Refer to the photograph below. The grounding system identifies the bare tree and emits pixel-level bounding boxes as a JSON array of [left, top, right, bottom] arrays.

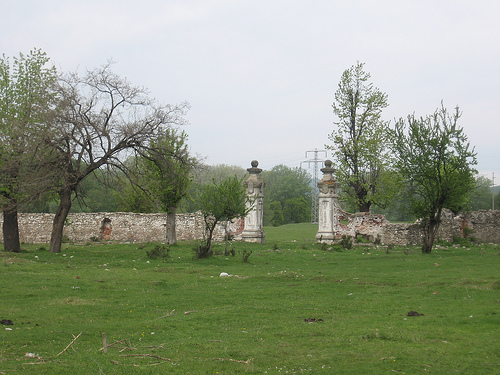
[[48, 62, 188, 252]]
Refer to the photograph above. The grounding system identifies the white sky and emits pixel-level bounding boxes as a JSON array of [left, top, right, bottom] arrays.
[[1, 0, 499, 180]]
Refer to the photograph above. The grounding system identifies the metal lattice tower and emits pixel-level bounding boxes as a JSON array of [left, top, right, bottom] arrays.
[[301, 149, 327, 223]]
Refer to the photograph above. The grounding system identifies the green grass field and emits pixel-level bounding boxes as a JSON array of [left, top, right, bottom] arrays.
[[1, 223, 499, 374]]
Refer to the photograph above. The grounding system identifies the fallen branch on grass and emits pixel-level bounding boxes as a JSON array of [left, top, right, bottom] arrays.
[[120, 354, 172, 362], [56, 332, 82, 357], [100, 338, 135, 352], [156, 309, 176, 319], [213, 357, 253, 364]]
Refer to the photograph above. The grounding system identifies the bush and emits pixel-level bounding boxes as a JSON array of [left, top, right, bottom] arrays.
[[146, 245, 170, 260], [317, 242, 329, 251], [242, 249, 252, 263], [340, 235, 353, 250], [193, 242, 212, 259]]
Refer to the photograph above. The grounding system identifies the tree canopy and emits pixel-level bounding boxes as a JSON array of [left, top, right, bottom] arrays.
[[0, 49, 59, 252], [194, 175, 249, 258], [327, 62, 399, 213], [133, 128, 196, 243], [391, 104, 477, 253], [261, 164, 312, 226]]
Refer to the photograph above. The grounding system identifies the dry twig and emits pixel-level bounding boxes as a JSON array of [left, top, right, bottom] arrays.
[[100, 338, 135, 352], [214, 357, 253, 364], [120, 354, 172, 361], [56, 332, 82, 357], [156, 309, 176, 319]]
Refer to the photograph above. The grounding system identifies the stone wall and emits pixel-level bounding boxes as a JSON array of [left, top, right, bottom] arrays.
[[0, 209, 498, 246], [0, 212, 244, 244], [378, 210, 499, 246], [331, 209, 500, 246]]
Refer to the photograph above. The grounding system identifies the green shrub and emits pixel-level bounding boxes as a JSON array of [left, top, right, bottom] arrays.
[[242, 249, 252, 263], [331, 245, 344, 252], [146, 244, 170, 259], [340, 235, 353, 250], [61, 234, 72, 244], [317, 242, 329, 251], [193, 242, 212, 259]]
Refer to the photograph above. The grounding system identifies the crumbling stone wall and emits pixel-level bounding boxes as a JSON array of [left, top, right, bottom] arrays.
[[454, 210, 500, 243], [380, 210, 500, 245], [336, 211, 389, 241], [333, 209, 500, 246], [0, 209, 498, 246], [0, 212, 244, 244]]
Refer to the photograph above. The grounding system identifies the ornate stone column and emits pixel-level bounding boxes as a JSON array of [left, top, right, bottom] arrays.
[[316, 160, 340, 243], [241, 160, 265, 243]]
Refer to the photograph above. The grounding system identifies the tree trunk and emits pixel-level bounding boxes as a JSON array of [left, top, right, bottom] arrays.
[[165, 206, 177, 245], [358, 201, 371, 213], [355, 185, 371, 212], [198, 218, 217, 258], [422, 220, 439, 254], [205, 222, 216, 256], [3, 206, 21, 253], [49, 186, 72, 253]]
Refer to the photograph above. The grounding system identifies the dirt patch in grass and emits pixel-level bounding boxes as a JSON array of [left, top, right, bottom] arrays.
[[50, 297, 102, 306], [458, 278, 500, 290]]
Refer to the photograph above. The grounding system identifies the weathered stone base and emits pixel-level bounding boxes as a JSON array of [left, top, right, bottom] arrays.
[[241, 230, 265, 244], [315, 232, 336, 243]]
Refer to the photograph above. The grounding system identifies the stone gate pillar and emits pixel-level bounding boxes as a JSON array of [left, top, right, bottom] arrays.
[[316, 160, 340, 243], [241, 160, 265, 243]]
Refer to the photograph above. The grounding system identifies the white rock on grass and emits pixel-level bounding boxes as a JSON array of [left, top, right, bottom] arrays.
[[219, 272, 230, 277]]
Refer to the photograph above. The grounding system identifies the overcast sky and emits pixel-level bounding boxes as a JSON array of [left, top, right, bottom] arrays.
[[2, 0, 499, 180]]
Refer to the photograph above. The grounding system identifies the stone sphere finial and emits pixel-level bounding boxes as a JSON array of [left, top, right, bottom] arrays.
[[324, 159, 333, 168], [251, 160, 259, 168]]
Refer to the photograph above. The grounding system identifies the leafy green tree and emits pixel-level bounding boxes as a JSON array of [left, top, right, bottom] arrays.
[[194, 175, 249, 258], [135, 128, 196, 244], [392, 104, 477, 253], [283, 197, 310, 223], [0, 49, 58, 252], [262, 164, 311, 226], [371, 182, 415, 222], [269, 201, 284, 226], [326, 62, 399, 212], [47, 62, 188, 253], [183, 164, 246, 213], [469, 176, 494, 211]]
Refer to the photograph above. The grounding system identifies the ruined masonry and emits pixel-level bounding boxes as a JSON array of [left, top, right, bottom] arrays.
[[314, 160, 500, 245], [241, 160, 265, 243]]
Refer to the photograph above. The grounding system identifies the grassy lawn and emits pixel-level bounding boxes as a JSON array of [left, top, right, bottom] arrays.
[[1, 223, 499, 374]]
